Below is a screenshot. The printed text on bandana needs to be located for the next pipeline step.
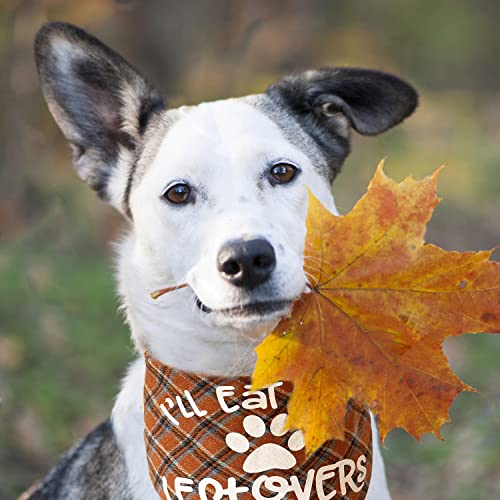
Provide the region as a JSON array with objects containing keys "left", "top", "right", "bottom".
[{"left": 159, "top": 382, "right": 367, "bottom": 499}]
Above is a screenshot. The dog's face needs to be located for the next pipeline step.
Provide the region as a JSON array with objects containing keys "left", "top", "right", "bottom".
[
  {"left": 131, "top": 99, "right": 337, "bottom": 332},
  {"left": 35, "top": 23, "right": 417, "bottom": 343}
]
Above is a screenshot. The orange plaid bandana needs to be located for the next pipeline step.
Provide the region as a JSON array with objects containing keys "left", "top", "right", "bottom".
[{"left": 144, "top": 354, "right": 373, "bottom": 499}]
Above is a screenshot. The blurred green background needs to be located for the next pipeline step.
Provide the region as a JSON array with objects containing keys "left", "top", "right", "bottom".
[{"left": 0, "top": 1, "right": 499, "bottom": 498}]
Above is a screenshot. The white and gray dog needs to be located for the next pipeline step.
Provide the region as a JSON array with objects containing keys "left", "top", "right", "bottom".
[{"left": 28, "top": 21, "right": 417, "bottom": 499}]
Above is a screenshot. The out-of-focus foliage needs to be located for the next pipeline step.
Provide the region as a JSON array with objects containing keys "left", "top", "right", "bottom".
[{"left": 0, "top": 1, "right": 498, "bottom": 499}]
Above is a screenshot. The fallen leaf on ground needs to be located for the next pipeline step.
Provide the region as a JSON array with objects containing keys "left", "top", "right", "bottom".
[{"left": 252, "top": 161, "right": 500, "bottom": 453}]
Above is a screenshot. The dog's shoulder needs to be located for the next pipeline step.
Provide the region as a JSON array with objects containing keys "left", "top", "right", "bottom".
[{"left": 23, "top": 419, "right": 132, "bottom": 500}]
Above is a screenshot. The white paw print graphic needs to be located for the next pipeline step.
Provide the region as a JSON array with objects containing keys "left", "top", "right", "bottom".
[{"left": 225, "top": 413, "right": 305, "bottom": 473}]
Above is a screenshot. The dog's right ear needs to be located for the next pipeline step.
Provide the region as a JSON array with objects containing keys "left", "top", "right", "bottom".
[{"left": 34, "top": 22, "right": 165, "bottom": 213}]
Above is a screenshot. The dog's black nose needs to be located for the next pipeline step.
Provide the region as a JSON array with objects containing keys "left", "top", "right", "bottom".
[{"left": 217, "top": 238, "right": 276, "bottom": 289}]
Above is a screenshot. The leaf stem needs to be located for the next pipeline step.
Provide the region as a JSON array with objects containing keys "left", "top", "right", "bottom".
[{"left": 150, "top": 283, "right": 189, "bottom": 300}]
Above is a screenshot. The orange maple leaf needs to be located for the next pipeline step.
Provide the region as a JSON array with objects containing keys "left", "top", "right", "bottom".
[{"left": 252, "top": 161, "right": 500, "bottom": 453}]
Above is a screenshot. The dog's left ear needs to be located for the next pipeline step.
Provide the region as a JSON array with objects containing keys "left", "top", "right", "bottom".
[
  {"left": 268, "top": 68, "right": 418, "bottom": 136},
  {"left": 34, "top": 22, "right": 165, "bottom": 213},
  {"left": 267, "top": 67, "right": 418, "bottom": 177}
]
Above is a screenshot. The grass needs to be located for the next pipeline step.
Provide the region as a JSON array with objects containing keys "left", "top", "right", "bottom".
[{"left": 0, "top": 205, "right": 133, "bottom": 498}]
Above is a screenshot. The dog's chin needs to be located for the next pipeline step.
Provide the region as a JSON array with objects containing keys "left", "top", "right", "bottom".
[{"left": 196, "top": 297, "right": 292, "bottom": 334}]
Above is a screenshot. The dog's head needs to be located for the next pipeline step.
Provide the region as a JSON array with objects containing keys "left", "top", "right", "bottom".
[{"left": 35, "top": 22, "right": 417, "bottom": 347}]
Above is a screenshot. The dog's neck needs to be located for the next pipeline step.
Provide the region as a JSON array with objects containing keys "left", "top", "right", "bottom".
[{"left": 117, "top": 232, "right": 267, "bottom": 376}]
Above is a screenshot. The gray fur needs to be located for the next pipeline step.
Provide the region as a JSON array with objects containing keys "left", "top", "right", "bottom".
[
  {"left": 25, "top": 420, "right": 131, "bottom": 499},
  {"left": 247, "top": 93, "right": 334, "bottom": 182}
]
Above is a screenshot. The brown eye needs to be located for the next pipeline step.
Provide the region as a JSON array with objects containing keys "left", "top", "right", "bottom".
[
  {"left": 163, "top": 182, "right": 192, "bottom": 204},
  {"left": 269, "top": 162, "right": 298, "bottom": 184}
]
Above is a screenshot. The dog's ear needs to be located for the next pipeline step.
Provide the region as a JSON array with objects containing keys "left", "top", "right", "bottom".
[
  {"left": 268, "top": 67, "right": 418, "bottom": 136},
  {"left": 267, "top": 68, "right": 417, "bottom": 176},
  {"left": 34, "top": 22, "right": 165, "bottom": 212}
]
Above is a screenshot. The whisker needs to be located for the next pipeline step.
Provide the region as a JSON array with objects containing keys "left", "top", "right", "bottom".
[
  {"left": 228, "top": 329, "right": 244, "bottom": 376},
  {"left": 289, "top": 249, "right": 325, "bottom": 283},
  {"left": 301, "top": 255, "right": 330, "bottom": 271},
  {"left": 303, "top": 263, "right": 324, "bottom": 277},
  {"left": 302, "top": 255, "right": 325, "bottom": 263},
  {"left": 304, "top": 271, "right": 318, "bottom": 282},
  {"left": 303, "top": 261, "right": 323, "bottom": 272},
  {"left": 189, "top": 292, "right": 201, "bottom": 318},
  {"left": 303, "top": 256, "right": 337, "bottom": 275},
  {"left": 304, "top": 272, "right": 322, "bottom": 290}
]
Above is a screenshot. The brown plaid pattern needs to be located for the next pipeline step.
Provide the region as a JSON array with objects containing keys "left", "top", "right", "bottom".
[{"left": 144, "top": 354, "right": 373, "bottom": 499}]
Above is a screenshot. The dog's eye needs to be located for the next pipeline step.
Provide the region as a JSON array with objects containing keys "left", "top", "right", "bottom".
[
  {"left": 269, "top": 162, "right": 298, "bottom": 185},
  {"left": 162, "top": 182, "right": 192, "bottom": 204}
]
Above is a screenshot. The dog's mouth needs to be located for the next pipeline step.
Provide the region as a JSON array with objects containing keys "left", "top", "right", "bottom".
[
  {"left": 151, "top": 283, "right": 294, "bottom": 320},
  {"left": 195, "top": 296, "right": 292, "bottom": 318}
]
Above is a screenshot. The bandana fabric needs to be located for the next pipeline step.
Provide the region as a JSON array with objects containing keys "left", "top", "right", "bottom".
[{"left": 144, "top": 354, "right": 373, "bottom": 499}]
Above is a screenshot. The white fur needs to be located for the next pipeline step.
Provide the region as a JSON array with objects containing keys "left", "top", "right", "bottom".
[
  {"left": 111, "top": 99, "right": 390, "bottom": 498},
  {"left": 107, "top": 147, "right": 137, "bottom": 213}
]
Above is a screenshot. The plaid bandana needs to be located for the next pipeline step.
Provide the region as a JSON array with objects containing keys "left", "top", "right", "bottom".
[{"left": 144, "top": 354, "right": 373, "bottom": 499}]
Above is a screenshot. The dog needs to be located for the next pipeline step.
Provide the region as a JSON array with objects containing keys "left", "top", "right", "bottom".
[{"left": 27, "top": 21, "right": 418, "bottom": 499}]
